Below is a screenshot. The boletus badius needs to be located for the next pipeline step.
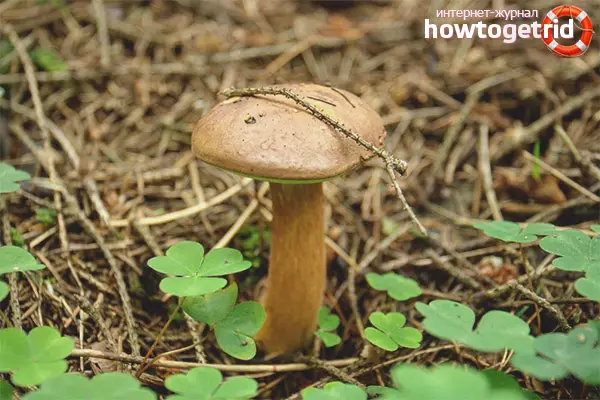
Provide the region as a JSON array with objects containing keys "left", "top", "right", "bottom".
[{"left": 192, "top": 83, "right": 385, "bottom": 355}]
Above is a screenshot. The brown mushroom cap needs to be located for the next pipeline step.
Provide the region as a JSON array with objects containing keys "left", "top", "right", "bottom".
[{"left": 192, "top": 83, "right": 386, "bottom": 182}]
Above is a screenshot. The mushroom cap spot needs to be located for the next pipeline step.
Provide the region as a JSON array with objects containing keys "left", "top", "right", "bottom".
[{"left": 192, "top": 83, "right": 386, "bottom": 182}]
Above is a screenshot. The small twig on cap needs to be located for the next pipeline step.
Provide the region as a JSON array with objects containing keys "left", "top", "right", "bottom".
[{"left": 220, "top": 87, "right": 427, "bottom": 235}]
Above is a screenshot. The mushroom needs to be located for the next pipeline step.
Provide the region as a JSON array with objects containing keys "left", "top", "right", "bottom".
[{"left": 192, "top": 83, "right": 385, "bottom": 355}]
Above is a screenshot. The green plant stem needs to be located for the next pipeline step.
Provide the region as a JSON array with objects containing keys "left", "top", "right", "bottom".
[{"left": 135, "top": 298, "right": 182, "bottom": 378}]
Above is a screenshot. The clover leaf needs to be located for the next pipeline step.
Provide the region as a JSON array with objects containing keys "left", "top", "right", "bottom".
[
  {"left": 183, "top": 284, "right": 265, "bottom": 360},
  {"left": 510, "top": 324, "right": 600, "bottom": 383},
  {"left": 368, "top": 364, "right": 537, "bottom": 400},
  {"left": 165, "top": 367, "right": 257, "bottom": 400},
  {"left": 575, "top": 267, "right": 600, "bottom": 301},
  {"left": 366, "top": 273, "right": 421, "bottom": 301},
  {"left": 302, "top": 382, "right": 367, "bottom": 400},
  {"left": 23, "top": 373, "right": 156, "bottom": 400},
  {"left": 365, "top": 312, "right": 422, "bottom": 351},
  {"left": 0, "top": 246, "right": 45, "bottom": 275},
  {"left": 416, "top": 300, "right": 533, "bottom": 354},
  {"left": 0, "top": 163, "right": 30, "bottom": 194},
  {"left": 473, "top": 221, "right": 555, "bottom": 243},
  {"left": 147, "top": 242, "right": 251, "bottom": 296},
  {"left": 0, "top": 280, "right": 8, "bottom": 302},
  {"left": 0, "top": 326, "right": 74, "bottom": 387},
  {"left": 0, "top": 380, "right": 12, "bottom": 400},
  {"left": 592, "top": 225, "right": 600, "bottom": 234},
  {"left": 29, "top": 49, "right": 67, "bottom": 73},
  {"left": 314, "top": 307, "right": 341, "bottom": 347},
  {"left": 539, "top": 229, "right": 600, "bottom": 272}
]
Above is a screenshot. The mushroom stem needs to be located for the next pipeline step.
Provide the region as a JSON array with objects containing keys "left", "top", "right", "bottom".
[{"left": 256, "top": 182, "right": 326, "bottom": 354}]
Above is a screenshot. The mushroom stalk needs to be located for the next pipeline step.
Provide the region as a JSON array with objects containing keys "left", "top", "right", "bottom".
[{"left": 256, "top": 182, "right": 326, "bottom": 354}]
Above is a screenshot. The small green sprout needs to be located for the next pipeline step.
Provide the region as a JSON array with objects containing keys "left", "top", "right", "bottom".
[
  {"left": 416, "top": 300, "right": 533, "bottom": 354},
  {"left": 0, "top": 326, "right": 74, "bottom": 386},
  {"left": 10, "top": 228, "right": 25, "bottom": 247},
  {"left": 0, "top": 280, "right": 8, "bottom": 302},
  {"left": 35, "top": 208, "right": 57, "bottom": 226},
  {"left": 29, "top": 48, "right": 66, "bottom": 73},
  {"left": 302, "top": 382, "right": 366, "bottom": 400},
  {"left": 365, "top": 272, "right": 421, "bottom": 301},
  {"left": 22, "top": 373, "right": 156, "bottom": 400},
  {"left": 511, "top": 323, "right": 600, "bottom": 384},
  {"left": 0, "top": 163, "right": 30, "bottom": 194},
  {"left": 368, "top": 364, "right": 538, "bottom": 400},
  {"left": 365, "top": 312, "right": 422, "bottom": 351},
  {"left": 147, "top": 241, "right": 252, "bottom": 296},
  {"left": 165, "top": 367, "right": 258, "bottom": 400},
  {"left": 314, "top": 307, "right": 341, "bottom": 348},
  {"left": 473, "top": 221, "right": 556, "bottom": 243},
  {"left": 183, "top": 284, "right": 265, "bottom": 360},
  {"left": 539, "top": 229, "right": 600, "bottom": 272},
  {"left": 0, "top": 246, "right": 45, "bottom": 274}
]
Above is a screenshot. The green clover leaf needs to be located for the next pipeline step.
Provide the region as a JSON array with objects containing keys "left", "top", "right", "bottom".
[
  {"left": 0, "top": 326, "right": 74, "bottom": 387},
  {"left": 369, "top": 364, "right": 537, "bottom": 400},
  {"left": 511, "top": 324, "right": 600, "bottom": 383},
  {"left": 302, "top": 382, "right": 367, "bottom": 400},
  {"left": 575, "top": 267, "right": 600, "bottom": 301},
  {"left": 416, "top": 300, "right": 533, "bottom": 354},
  {"left": 0, "top": 246, "right": 46, "bottom": 275},
  {"left": 23, "top": 373, "right": 156, "bottom": 400},
  {"left": 473, "top": 221, "right": 556, "bottom": 243},
  {"left": 314, "top": 307, "right": 341, "bottom": 348},
  {"left": 29, "top": 49, "right": 67, "bottom": 73},
  {"left": 365, "top": 312, "right": 422, "bottom": 351},
  {"left": 147, "top": 242, "right": 251, "bottom": 296},
  {"left": 539, "top": 229, "right": 600, "bottom": 272},
  {"left": 591, "top": 225, "right": 600, "bottom": 234},
  {"left": 0, "top": 280, "right": 8, "bottom": 302},
  {"left": 183, "top": 284, "right": 265, "bottom": 360},
  {"left": 0, "top": 380, "right": 12, "bottom": 400},
  {"left": 165, "top": 367, "right": 257, "bottom": 400},
  {"left": 365, "top": 273, "right": 421, "bottom": 301},
  {"left": 0, "top": 163, "right": 30, "bottom": 194}
]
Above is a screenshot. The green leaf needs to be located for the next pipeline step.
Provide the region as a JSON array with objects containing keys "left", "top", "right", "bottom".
[
  {"left": 315, "top": 331, "right": 341, "bottom": 348},
  {"left": 0, "top": 246, "right": 46, "bottom": 275},
  {"left": 23, "top": 372, "right": 156, "bottom": 400},
  {"left": 148, "top": 242, "right": 251, "bottom": 296},
  {"left": 365, "top": 273, "right": 421, "bottom": 301},
  {"left": 365, "top": 312, "right": 422, "bottom": 351},
  {"left": 29, "top": 49, "right": 66, "bottom": 73},
  {"left": 0, "top": 163, "right": 30, "bottom": 194},
  {"left": 473, "top": 221, "right": 555, "bottom": 243},
  {"left": 591, "top": 225, "right": 600, "bottom": 234},
  {"left": 0, "top": 280, "right": 8, "bottom": 302},
  {"left": 511, "top": 324, "right": 600, "bottom": 383},
  {"left": 215, "top": 302, "right": 265, "bottom": 360},
  {"left": 0, "top": 326, "right": 74, "bottom": 387},
  {"left": 539, "top": 229, "right": 600, "bottom": 272},
  {"left": 165, "top": 367, "right": 257, "bottom": 399},
  {"left": 373, "top": 364, "right": 536, "bottom": 400},
  {"left": 183, "top": 284, "right": 238, "bottom": 326},
  {"left": 317, "top": 307, "right": 340, "bottom": 331},
  {"left": 416, "top": 300, "right": 533, "bottom": 354},
  {"left": 302, "top": 382, "right": 367, "bottom": 400},
  {"left": 575, "top": 267, "right": 600, "bottom": 301},
  {"left": 0, "top": 380, "right": 12, "bottom": 400}
]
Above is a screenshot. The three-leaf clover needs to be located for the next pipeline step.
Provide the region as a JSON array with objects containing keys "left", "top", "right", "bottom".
[
  {"left": 314, "top": 307, "right": 341, "bottom": 348},
  {"left": 183, "top": 284, "right": 265, "bottom": 360},
  {"left": 473, "top": 221, "right": 556, "bottom": 243},
  {"left": 0, "top": 326, "right": 74, "bottom": 386},
  {"left": 165, "top": 367, "right": 258, "bottom": 400},
  {"left": 365, "top": 312, "right": 422, "bottom": 351},
  {"left": 366, "top": 273, "right": 421, "bottom": 301},
  {"left": 539, "top": 229, "right": 600, "bottom": 272},
  {"left": 416, "top": 300, "right": 533, "bottom": 354},
  {"left": 0, "top": 280, "right": 8, "bottom": 302},
  {"left": 23, "top": 373, "right": 156, "bottom": 400},
  {"left": 147, "top": 242, "right": 251, "bottom": 297},
  {"left": 302, "top": 382, "right": 367, "bottom": 400},
  {"left": 511, "top": 324, "right": 600, "bottom": 383},
  {"left": 0, "top": 246, "right": 45, "bottom": 274},
  {"left": 368, "top": 364, "right": 537, "bottom": 400},
  {"left": 0, "top": 163, "right": 30, "bottom": 194}
]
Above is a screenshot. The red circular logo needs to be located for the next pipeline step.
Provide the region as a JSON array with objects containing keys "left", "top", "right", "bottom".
[{"left": 542, "top": 5, "right": 594, "bottom": 57}]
